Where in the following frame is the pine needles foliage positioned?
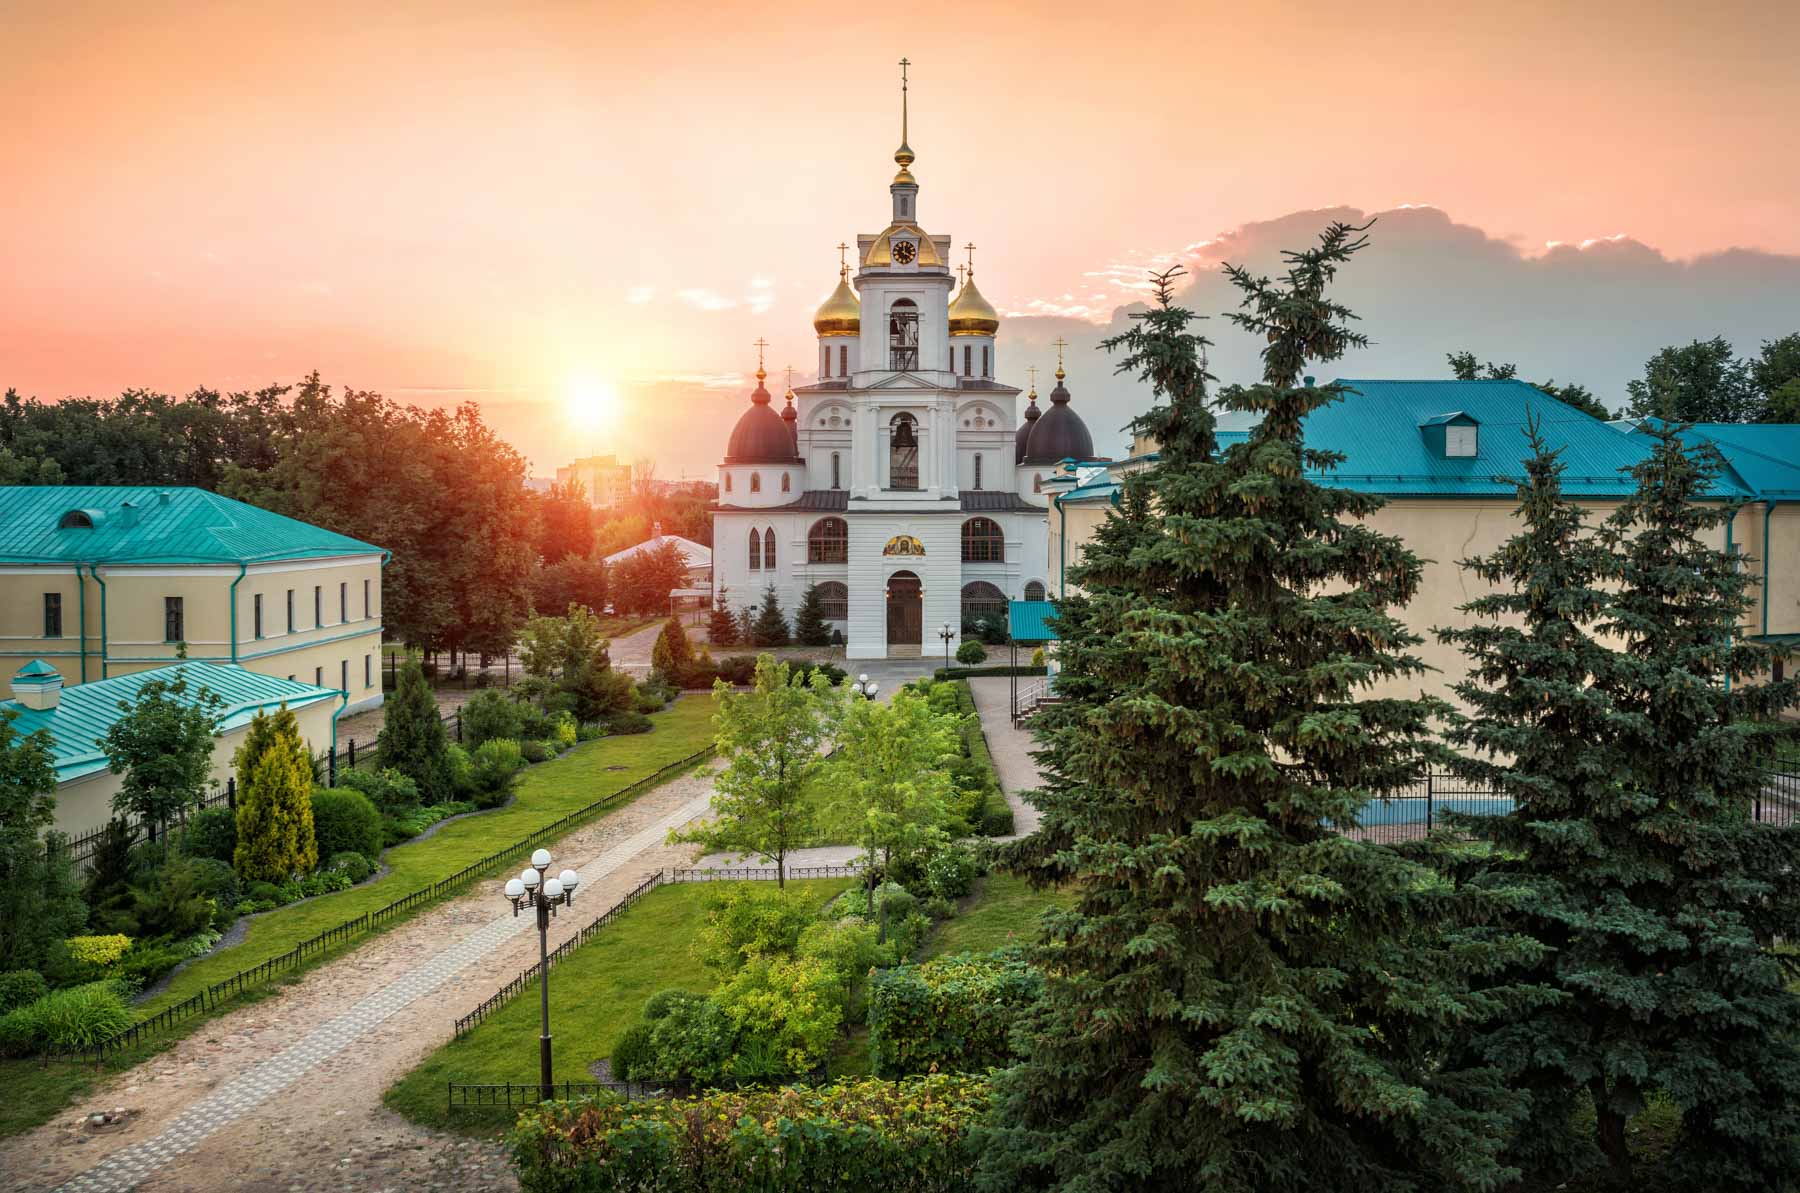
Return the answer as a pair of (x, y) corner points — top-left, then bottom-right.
(978, 224), (1539, 1193)
(232, 705), (319, 883)
(1438, 422), (1800, 1191)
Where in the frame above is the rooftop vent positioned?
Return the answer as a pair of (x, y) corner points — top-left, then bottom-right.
(1420, 412), (1479, 459)
(10, 659), (63, 712)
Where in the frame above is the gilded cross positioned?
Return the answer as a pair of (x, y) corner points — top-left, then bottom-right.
(964, 242), (977, 273)
(783, 365), (795, 395)
(1052, 337), (1069, 373)
(1026, 365), (1038, 393)
(753, 337), (769, 374)
(836, 241), (850, 276)
(956, 263), (966, 287)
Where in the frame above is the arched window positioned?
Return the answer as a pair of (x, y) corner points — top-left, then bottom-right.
(839, 344), (848, 376)
(724, 473), (732, 493)
(1033, 473), (1043, 493)
(808, 517), (848, 564)
(982, 346), (990, 377)
(961, 581), (1008, 628)
(963, 345), (972, 377)
(830, 452), (842, 489)
(889, 413), (919, 490)
(781, 473), (791, 493)
(821, 345), (830, 378)
(961, 517), (1004, 563)
(973, 453), (983, 491)
(817, 581), (848, 620)
(1024, 580), (1046, 602)
(762, 528), (777, 571)
(888, 299), (919, 370)
(748, 527), (761, 571)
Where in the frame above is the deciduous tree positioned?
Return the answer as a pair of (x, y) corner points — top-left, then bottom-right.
(0, 710), (84, 970)
(1624, 335), (1759, 422)
(99, 671), (223, 842)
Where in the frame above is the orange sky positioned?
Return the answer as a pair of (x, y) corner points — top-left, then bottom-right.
(4, 0), (1798, 476)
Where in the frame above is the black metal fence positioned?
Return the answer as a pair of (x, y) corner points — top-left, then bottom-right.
(455, 871), (668, 1038)
(52, 745), (715, 1064)
(447, 1080), (649, 1115)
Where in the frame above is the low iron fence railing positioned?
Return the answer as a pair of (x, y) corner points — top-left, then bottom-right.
(667, 864), (862, 882)
(52, 745), (715, 1064)
(447, 1080), (649, 1114)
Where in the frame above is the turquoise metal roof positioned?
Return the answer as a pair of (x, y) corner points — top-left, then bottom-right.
(1058, 380), (1755, 502)
(0, 486), (384, 565)
(14, 658), (60, 679)
(1, 662), (339, 782)
(1009, 599), (1059, 642)
(1671, 424), (1800, 500)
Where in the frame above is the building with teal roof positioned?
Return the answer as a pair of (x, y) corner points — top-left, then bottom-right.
(3, 658), (342, 838)
(1042, 379), (1800, 704)
(0, 485), (389, 715)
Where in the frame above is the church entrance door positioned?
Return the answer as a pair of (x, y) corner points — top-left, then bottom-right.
(886, 571), (922, 653)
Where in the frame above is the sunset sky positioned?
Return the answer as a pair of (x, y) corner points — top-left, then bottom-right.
(4, 0), (1798, 476)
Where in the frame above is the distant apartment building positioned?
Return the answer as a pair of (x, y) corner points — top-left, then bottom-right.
(0, 486), (387, 716)
(555, 455), (634, 509)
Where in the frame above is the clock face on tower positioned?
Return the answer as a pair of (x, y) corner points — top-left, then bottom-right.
(892, 239), (917, 265)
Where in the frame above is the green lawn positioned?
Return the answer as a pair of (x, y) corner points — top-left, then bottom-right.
(140, 695), (716, 1017)
(923, 874), (1076, 958)
(384, 878), (852, 1132)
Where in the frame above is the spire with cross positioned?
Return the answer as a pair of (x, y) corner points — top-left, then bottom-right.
(753, 337), (769, 381)
(1026, 364), (1039, 397)
(836, 242), (850, 279)
(1052, 336), (1069, 379)
(895, 58), (913, 167)
(964, 241), (977, 276)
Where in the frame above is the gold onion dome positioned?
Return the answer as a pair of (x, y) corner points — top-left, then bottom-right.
(948, 274), (999, 336)
(812, 273), (861, 336)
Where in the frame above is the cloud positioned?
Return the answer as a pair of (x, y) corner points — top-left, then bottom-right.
(678, 288), (737, 311)
(1004, 204), (1800, 459)
(627, 286), (655, 304)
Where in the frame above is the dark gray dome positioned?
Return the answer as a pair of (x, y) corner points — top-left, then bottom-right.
(1014, 394), (1041, 463)
(1021, 375), (1093, 464)
(725, 377), (803, 464)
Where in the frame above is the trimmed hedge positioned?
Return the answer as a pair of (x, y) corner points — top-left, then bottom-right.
(940, 680), (1013, 836)
(931, 665), (1047, 680)
(867, 950), (1043, 1077)
(506, 1076), (990, 1192)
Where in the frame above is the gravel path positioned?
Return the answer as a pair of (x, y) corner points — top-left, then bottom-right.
(3, 763), (724, 1193)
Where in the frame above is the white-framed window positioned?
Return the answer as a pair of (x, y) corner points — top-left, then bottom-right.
(1445, 424), (1478, 457)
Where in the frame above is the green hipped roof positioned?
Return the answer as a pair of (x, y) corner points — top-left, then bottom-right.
(1057, 379), (1759, 502)
(0, 486), (384, 565)
(1, 662), (339, 782)
(1008, 599), (1059, 642)
(13, 658), (61, 680)
(1640, 422), (1800, 500)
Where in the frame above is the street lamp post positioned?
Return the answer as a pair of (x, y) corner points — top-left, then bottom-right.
(938, 623), (956, 671)
(851, 673), (880, 700)
(503, 847), (580, 1102)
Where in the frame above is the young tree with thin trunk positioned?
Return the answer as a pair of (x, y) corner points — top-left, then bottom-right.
(979, 228), (1536, 1193)
(99, 671), (223, 843)
(672, 656), (830, 887)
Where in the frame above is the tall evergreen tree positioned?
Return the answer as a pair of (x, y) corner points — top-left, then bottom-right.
(650, 615), (695, 680)
(708, 585), (739, 646)
(792, 584), (832, 646)
(376, 658), (451, 802)
(232, 706), (319, 882)
(750, 586), (790, 647)
(979, 226), (1532, 1193)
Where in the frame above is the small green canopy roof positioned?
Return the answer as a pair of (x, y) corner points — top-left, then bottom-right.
(13, 658), (61, 679)
(1009, 600), (1059, 642)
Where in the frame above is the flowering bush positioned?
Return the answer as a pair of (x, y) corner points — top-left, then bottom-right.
(506, 1076), (991, 1192)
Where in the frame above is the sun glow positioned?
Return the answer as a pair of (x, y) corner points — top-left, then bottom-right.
(562, 373), (620, 438)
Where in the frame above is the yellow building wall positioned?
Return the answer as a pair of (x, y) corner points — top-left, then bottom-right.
(0, 555), (385, 712)
(49, 695), (340, 838)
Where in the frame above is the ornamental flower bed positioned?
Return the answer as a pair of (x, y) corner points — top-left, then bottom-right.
(506, 1075), (990, 1192)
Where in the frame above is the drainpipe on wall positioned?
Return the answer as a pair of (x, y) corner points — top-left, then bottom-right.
(91, 564), (109, 679)
(1764, 501), (1781, 639)
(329, 686), (348, 758)
(1725, 511), (1736, 693)
(76, 564), (89, 684)
(1053, 493), (1066, 599)
(228, 561), (247, 664)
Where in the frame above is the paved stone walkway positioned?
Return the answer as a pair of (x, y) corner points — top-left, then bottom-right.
(966, 677), (1045, 837)
(18, 764), (727, 1193)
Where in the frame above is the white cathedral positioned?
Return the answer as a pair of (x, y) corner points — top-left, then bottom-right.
(711, 75), (1097, 659)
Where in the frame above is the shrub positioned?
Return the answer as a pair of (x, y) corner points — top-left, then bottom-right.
(328, 851), (374, 883)
(180, 806), (237, 863)
(631, 686), (667, 715)
(1031, 647), (1046, 668)
(506, 1076), (992, 1191)
(130, 861), (214, 941)
(610, 1022), (655, 1082)
(697, 885), (820, 973)
(519, 739), (552, 765)
(64, 934), (132, 969)
(244, 880), (280, 904)
(469, 739), (526, 809)
(308, 788), (383, 865)
(789, 660), (847, 686)
(0, 970), (48, 1014)
(650, 616), (695, 680)
(459, 689), (524, 749)
(715, 954), (845, 1077)
(645, 994), (737, 1085)
(551, 711), (578, 750)
(955, 640), (987, 665)
(337, 767), (420, 818)
(714, 655), (758, 686)
(186, 857), (240, 908)
(113, 942), (187, 988)
(603, 710), (653, 735)
(233, 708), (318, 882)
(644, 988), (700, 1022)
(0, 981), (135, 1055)
(868, 951), (1044, 1077)
(926, 845), (980, 900)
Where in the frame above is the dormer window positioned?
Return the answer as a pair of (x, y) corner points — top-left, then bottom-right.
(58, 509), (96, 529)
(1420, 412), (1479, 459)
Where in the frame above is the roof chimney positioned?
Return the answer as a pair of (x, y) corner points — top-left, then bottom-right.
(10, 660), (63, 712)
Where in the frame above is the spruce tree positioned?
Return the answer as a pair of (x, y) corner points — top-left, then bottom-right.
(650, 615), (695, 680)
(708, 585), (739, 646)
(377, 657), (451, 801)
(750, 586), (790, 647)
(980, 226), (1531, 1193)
(1447, 424), (1800, 1189)
(792, 584), (832, 646)
(233, 706), (319, 882)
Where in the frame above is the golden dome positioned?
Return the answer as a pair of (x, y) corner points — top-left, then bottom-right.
(812, 272), (861, 337)
(948, 274), (999, 336)
(862, 224), (944, 268)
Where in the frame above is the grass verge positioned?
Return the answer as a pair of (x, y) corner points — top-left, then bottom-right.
(923, 874), (1076, 959)
(384, 878), (852, 1133)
